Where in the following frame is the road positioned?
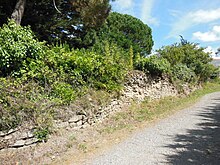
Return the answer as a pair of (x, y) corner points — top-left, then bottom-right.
(84, 92), (220, 165)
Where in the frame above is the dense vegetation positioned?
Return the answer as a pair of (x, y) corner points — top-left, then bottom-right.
(0, 0), (219, 141)
(0, 21), (128, 138)
(84, 12), (154, 56)
(157, 42), (217, 82)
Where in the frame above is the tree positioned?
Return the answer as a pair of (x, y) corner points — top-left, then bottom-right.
(0, 0), (113, 47)
(84, 12), (154, 56)
(11, 0), (26, 25)
(1, 0), (57, 25)
(179, 35), (189, 45)
(216, 47), (220, 57)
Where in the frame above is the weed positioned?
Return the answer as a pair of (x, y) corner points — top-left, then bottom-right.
(34, 128), (49, 142)
(78, 143), (88, 152)
(69, 134), (77, 141)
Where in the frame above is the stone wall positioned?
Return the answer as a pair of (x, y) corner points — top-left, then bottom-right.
(0, 127), (38, 150)
(122, 70), (178, 101)
(0, 71), (182, 149)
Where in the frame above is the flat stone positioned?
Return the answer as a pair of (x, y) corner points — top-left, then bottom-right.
(69, 115), (83, 123)
(25, 138), (39, 146)
(11, 140), (25, 147)
(0, 128), (17, 137)
(76, 120), (83, 127)
(8, 128), (17, 135)
(0, 131), (7, 137)
(20, 132), (28, 139)
(57, 122), (69, 128)
(4, 135), (13, 140)
(27, 131), (34, 138)
(69, 122), (77, 128)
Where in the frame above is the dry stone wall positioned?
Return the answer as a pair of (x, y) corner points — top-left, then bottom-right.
(0, 71), (183, 149)
(0, 127), (38, 150)
(122, 70), (178, 101)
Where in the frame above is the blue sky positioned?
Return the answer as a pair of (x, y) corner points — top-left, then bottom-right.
(111, 0), (220, 56)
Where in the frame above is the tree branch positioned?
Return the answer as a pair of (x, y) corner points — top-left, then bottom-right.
(53, 0), (61, 13)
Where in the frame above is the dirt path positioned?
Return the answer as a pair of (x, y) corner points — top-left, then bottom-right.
(78, 92), (220, 165)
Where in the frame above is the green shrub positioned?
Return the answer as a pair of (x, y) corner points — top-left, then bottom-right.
(0, 20), (45, 77)
(211, 66), (220, 79)
(135, 56), (171, 76)
(46, 43), (127, 91)
(198, 63), (219, 82)
(171, 64), (197, 83)
(51, 82), (76, 103)
(157, 44), (184, 66)
(157, 42), (214, 82)
(34, 127), (50, 142)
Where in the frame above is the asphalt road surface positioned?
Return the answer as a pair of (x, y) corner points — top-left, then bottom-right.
(85, 92), (220, 165)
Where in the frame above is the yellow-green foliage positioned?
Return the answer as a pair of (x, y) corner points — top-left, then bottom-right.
(44, 43), (127, 91)
(0, 20), (45, 77)
(135, 55), (171, 76)
(0, 21), (128, 138)
(129, 46), (134, 69)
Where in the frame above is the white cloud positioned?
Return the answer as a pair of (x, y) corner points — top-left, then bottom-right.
(114, 0), (133, 9)
(168, 8), (220, 38)
(112, 0), (134, 15)
(112, 0), (158, 26)
(141, 0), (159, 26)
(191, 8), (220, 23)
(213, 26), (220, 33)
(193, 25), (220, 42)
(204, 46), (216, 57)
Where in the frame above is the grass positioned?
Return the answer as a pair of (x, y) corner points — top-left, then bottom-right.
(69, 134), (77, 141)
(100, 80), (220, 134)
(78, 143), (88, 153)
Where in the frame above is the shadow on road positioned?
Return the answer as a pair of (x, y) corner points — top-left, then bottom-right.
(164, 98), (220, 165)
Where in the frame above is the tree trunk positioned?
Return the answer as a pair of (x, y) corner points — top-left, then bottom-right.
(11, 0), (26, 25)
